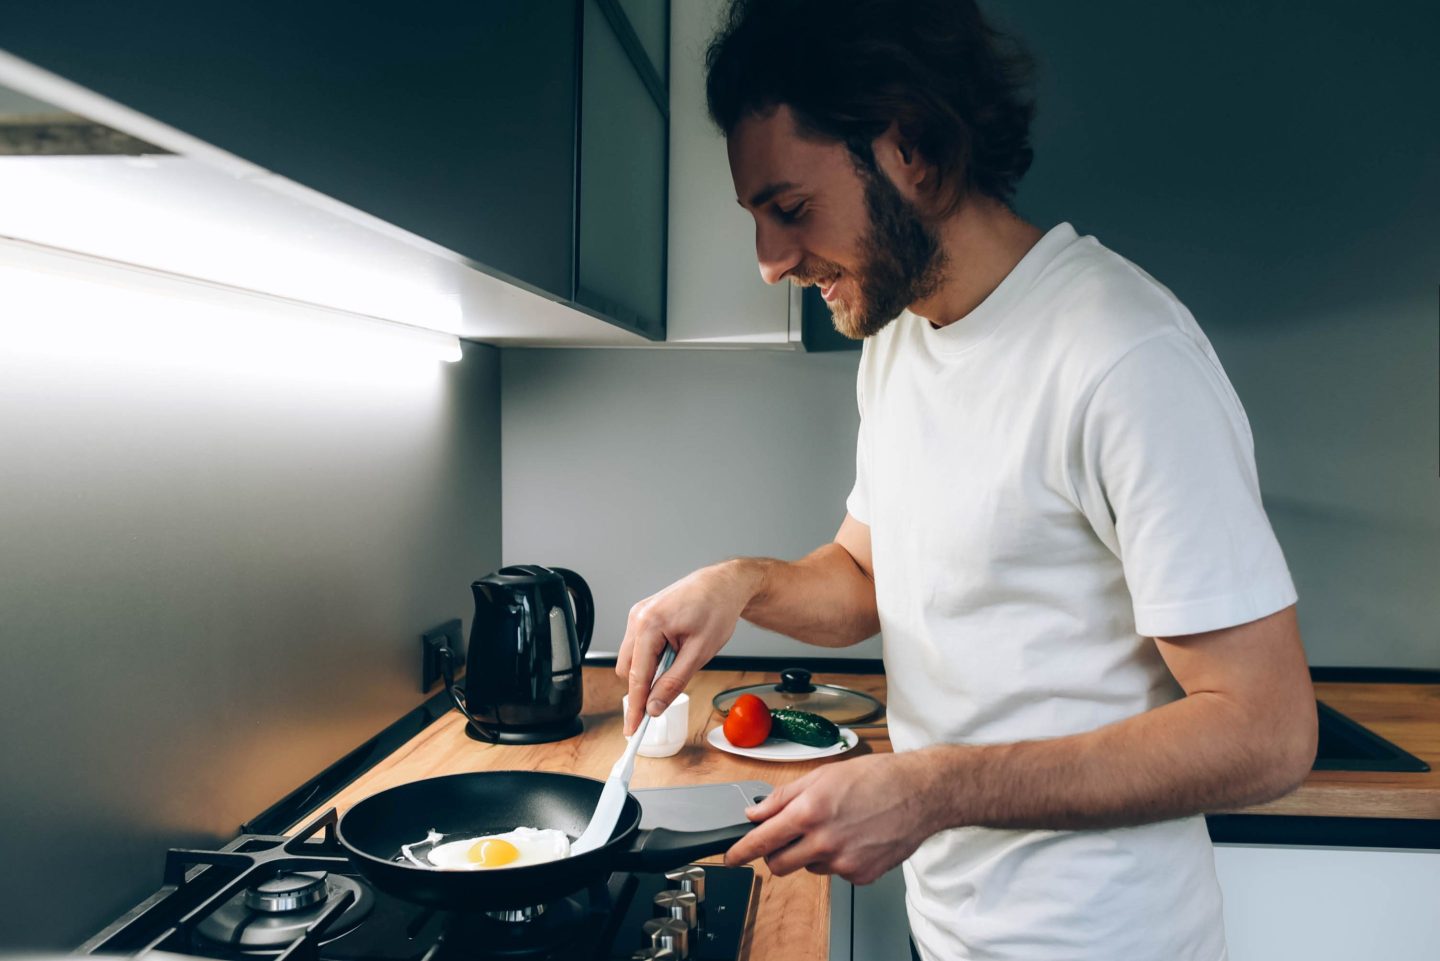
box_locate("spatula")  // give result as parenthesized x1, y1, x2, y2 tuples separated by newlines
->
(571, 645, 677, 856)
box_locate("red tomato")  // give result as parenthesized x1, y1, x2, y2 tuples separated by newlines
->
(723, 694, 773, 748)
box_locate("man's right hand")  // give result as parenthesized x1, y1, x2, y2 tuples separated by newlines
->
(616, 559, 765, 736)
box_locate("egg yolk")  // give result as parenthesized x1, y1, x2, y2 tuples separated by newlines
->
(466, 837, 520, 868)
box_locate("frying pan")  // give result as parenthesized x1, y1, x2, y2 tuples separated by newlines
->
(336, 771, 753, 910)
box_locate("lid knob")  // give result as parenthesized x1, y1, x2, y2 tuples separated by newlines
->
(776, 667, 816, 694)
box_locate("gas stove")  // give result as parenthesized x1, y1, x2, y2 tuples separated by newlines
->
(80, 809, 755, 961)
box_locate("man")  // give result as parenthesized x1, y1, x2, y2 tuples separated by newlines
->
(617, 1, 1317, 958)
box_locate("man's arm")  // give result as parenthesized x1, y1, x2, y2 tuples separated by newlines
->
(727, 605, 1317, 884)
(739, 513, 879, 647)
(617, 514, 878, 735)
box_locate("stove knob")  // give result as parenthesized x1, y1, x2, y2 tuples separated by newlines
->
(643, 917, 689, 959)
(653, 889, 699, 929)
(664, 865, 707, 904)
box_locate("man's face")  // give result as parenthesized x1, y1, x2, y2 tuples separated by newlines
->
(728, 106, 945, 339)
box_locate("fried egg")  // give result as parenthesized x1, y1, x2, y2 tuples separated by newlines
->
(418, 827, 571, 871)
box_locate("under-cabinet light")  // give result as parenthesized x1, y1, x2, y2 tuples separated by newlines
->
(0, 239, 463, 375)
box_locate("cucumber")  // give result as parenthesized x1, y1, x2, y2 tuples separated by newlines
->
(769, 709, 842, 747)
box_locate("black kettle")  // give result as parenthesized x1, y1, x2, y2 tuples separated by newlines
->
(444, 565, 595, 744)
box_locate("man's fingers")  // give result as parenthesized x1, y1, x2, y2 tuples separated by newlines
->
(745, 770, 817, 822)
(723, 802, 809, 867)
(615, 601, 646, 681)
(623, 633, 665, 737)
(764, 834, 832, 877)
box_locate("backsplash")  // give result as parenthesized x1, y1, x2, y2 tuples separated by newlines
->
(0, 327, 501, 948)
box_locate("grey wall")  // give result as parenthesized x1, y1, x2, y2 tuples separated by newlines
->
(504, 1, 1436, 668)
(0, 339, 501, 947)
(501, 348, 874, 658)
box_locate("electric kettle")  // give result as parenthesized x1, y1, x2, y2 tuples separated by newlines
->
(444, 565, 595, 743)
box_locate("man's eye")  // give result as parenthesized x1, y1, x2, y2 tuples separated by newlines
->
(775, 203, 806, 223)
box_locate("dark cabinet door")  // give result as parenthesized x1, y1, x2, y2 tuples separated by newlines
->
(576, 0, 668, 338)
(801, 287, 862, 351)
(617, 0, 669, 82)
(0, 2, 580, 300)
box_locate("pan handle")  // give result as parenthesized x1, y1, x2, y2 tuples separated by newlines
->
(613, 823, 754, 872)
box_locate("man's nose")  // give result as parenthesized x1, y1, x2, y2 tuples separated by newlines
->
(755, 222, 802, 285)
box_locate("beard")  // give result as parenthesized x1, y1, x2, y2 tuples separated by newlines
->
(795, 163, 947, 339)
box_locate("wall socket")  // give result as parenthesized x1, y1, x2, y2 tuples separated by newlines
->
(420, 619, 464, 694)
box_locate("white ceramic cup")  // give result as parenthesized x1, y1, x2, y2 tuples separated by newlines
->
(621, 692, 690, 758)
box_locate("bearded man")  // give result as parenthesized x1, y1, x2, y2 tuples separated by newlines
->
(617, 2, 1317, 958)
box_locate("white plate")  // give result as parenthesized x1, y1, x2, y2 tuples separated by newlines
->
(706, 725, 859, 762)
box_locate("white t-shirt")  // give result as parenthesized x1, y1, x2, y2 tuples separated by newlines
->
(847, 222, 1296, 961)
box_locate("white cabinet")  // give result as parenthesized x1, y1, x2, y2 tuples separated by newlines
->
(1213, 843, 1440, 961)
(830, 845, 1440, 960)
(665, 0, 798, 347)
(831, 868, 912, 961)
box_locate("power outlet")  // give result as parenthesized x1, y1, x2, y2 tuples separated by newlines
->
(420, 619, 464, 694)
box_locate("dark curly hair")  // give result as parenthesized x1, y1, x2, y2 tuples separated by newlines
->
(705, 0, 1036, 212)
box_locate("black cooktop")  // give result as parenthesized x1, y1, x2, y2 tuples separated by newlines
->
(80, 809, 755, 961)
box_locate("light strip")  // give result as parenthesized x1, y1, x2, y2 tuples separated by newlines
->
(0, 237, 463, 372)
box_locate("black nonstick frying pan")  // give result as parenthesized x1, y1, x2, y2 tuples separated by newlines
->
(337, 771, 753, 911)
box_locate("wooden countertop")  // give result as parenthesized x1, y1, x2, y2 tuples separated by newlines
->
(300, 669, 891, 961)
(298, 670, 1437, 960)
(1238, 680, 1440, 819)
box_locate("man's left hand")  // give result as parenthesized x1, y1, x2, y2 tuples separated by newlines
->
(723, 751, 937, 885)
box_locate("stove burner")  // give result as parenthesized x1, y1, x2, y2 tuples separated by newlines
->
(194, 872, 375, 953)
(245, 871, 330, 913)
(482, 903, 546, 924)
(438, 896, 585, 958)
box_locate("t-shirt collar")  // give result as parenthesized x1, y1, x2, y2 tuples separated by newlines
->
(917, 221, 1080, 353)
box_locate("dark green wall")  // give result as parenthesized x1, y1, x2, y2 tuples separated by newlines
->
(505, 3, 1436, 668)
(990, 0, 1439, 666)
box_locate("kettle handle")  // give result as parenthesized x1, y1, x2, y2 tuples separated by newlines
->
(550, 567, 595, 658)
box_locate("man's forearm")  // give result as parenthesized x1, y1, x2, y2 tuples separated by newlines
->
(727, 544, 879, 648)
(905, 689, 1316, 831)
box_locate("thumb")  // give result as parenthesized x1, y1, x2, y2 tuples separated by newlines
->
(645, 639, 706, 716)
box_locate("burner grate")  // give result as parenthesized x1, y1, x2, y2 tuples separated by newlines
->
(82, 809, 362, 961)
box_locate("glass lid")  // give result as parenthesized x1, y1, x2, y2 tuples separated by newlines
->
(712, 667, 884, 725)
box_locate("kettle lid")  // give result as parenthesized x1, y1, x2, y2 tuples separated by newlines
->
(473, 564, 560, 588)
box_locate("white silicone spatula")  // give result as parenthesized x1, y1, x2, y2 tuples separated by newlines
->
(571, 645, 677, 856)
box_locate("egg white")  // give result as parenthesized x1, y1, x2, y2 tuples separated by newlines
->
(421, 826, 571, 871)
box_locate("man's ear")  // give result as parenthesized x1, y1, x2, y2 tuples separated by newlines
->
(876, 122, 931, 198)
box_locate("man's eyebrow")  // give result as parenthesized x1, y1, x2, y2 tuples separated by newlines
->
(738, 181, 801, 209)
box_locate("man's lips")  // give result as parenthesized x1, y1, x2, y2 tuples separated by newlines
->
(820, 277, 841, 302)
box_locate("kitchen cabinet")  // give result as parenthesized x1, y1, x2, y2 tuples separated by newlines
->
(617, 0, 668, 83)
(801, 286, 861, 352)
(0, 0, 669, 340)
(830, 869, 912, 961)
(578, 0, 668, 339)
(1213, 843, 1440, 960)
(665, 0, 859, 350)
(835, 845, 1440, 960)
(666, 0, 797, 346)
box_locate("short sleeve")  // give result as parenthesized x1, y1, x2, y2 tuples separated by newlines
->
(1072, 332, 1297, 637)
(845, 362, 871, 524)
